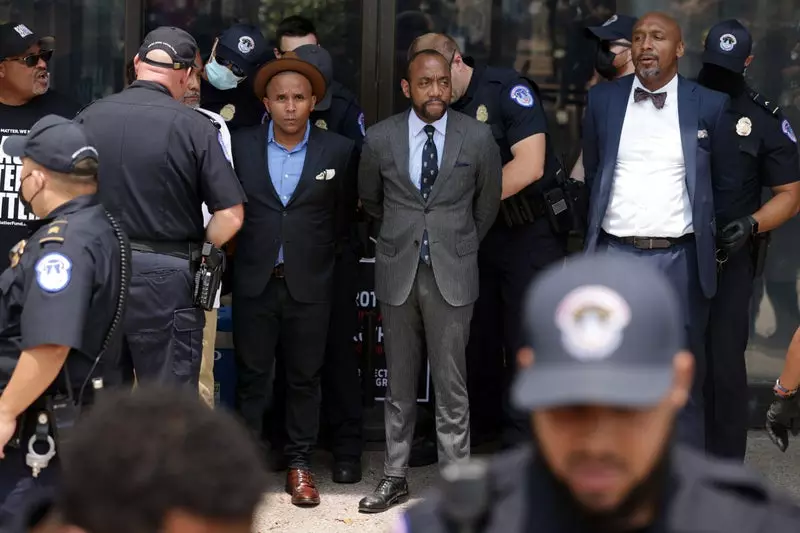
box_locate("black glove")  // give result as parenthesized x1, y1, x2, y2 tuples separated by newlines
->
(766, 393, 800, 452)
(719, 216, 756, 254)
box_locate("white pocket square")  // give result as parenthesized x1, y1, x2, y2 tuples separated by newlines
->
(697, 129, 708, 139)
(315, 169, 336, 181)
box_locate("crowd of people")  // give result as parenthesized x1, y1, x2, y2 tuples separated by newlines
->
(0, 7, 798, 533)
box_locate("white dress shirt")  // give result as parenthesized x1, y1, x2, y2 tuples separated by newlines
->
(196, 107, 233, 309)
(603, 74, 693, 238)
(408, 110, 447, 188)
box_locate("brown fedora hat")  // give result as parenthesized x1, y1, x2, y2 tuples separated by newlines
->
(252, 52, 327, 102)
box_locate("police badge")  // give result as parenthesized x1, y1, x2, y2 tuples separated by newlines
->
(476, 105, 488, 123)
(315, 119, 328, 130)
(736, 117, 752, 137)
(220, 104, 236, 121)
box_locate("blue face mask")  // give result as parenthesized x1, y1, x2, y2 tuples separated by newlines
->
(205, 57, 244, 91)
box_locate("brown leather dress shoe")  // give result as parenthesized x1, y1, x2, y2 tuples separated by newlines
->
(285, 468, 320, 506)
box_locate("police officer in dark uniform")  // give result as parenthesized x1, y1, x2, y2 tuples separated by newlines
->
(268, 30, 367, 482)
(393, 254, 800, 533)
(200, 24, 272, 131)
(76, 27, 246, 387)
(409, 33, 568, 448)
(0, 115, 127, 529)
(696, 20, 800, 461)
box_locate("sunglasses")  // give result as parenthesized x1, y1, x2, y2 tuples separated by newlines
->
(3, 49, 54, 67)
(216, 55, 245, 78)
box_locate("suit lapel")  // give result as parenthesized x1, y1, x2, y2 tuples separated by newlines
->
(677, 76, 698, 203)
(256, 123, 282, 205)
(428, 112, 463, 203)
(390, 110, 421, 200)
(604, 75, 633, 171)
(286, 126, 324, 207)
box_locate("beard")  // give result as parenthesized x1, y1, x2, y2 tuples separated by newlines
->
(413, 98, 447, 122)
(696, 64, 746, 96)
(32, 69, 50, 96)
(532, 430, 673, 533)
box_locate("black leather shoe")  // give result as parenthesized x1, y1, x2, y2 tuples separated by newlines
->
(332, 460, 362, 484)
(358, 477, 409, 513)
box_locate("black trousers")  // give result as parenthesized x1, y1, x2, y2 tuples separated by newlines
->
(233, 276, 330, 467)
(122, 251, 204, 386)
(269, 249, 363, 462)
(705, 245, 754, 460)
(465, 218, 567, 447)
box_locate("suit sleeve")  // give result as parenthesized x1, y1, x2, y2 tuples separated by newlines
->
(474, 126, 503, 241)
(709, 95, 743, 224)
(336, 141, 359, 252)
(582, 88, 599, 192)
(358, 130, 384, 220)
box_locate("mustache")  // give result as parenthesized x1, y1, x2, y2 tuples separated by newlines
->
(424, 99, 445, 106)
(184, 91, 200, 98)
(565, 453, 628, 474)
(637, 54, 659, 61)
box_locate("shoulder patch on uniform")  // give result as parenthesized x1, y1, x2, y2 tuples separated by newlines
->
(35, 252, 72, 293)
(358, 112, 366, 137)
(509, 84, 534, 108)
(782, 119, 797, 143)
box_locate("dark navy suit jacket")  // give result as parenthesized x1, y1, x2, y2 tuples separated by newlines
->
(582, 74, 738, 299)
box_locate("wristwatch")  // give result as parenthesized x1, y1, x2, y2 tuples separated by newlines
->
(774, 378, 797, 398)
(749, 215, 759, 235)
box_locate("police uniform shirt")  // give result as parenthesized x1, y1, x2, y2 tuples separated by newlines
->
(0, 195, 122, 392)
(0, 91, 81, 271)
(724, 88, 800, 223)
(200, 78, 267, 131)
(76, 81, 247, 242)
(310, 80, 366, 151)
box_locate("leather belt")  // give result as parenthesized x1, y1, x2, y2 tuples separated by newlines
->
(130, 240, 201, 261)
(602, 231, 694, 250)
(272, 263, 285, 279)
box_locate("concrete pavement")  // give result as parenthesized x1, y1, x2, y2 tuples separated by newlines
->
(254, 431, 800, 532)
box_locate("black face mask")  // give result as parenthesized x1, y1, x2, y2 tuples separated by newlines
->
(595, 47, 620, 81)
(697, 63, 746, 96)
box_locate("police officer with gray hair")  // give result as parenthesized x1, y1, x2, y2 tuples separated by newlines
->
(393, 254, 800, 533)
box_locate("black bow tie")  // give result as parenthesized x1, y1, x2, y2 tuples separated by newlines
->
(634, 87, 667, 109)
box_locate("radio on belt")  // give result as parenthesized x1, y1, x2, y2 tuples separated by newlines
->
(193, 241, 225, 310)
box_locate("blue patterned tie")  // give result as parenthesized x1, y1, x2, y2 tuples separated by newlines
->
(419, 125, 438, 266)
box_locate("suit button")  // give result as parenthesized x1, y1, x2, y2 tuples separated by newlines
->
(282, 211, 287, 217)
(424, 208, 430, 214)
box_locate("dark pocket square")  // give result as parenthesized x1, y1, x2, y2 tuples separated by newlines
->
(455, 161, 471, 167)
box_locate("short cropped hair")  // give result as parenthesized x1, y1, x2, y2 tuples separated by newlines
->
(407, 33, 460, 62)
(276, 15, 317, 47)
(58, 386, 268, 533)
(405, 48, 449, 81)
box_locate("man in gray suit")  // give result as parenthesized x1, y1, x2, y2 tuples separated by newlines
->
(357, 49, 502, 513)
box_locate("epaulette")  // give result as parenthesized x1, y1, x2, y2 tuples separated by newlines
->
(749, 89, 781, 118)
(38, 219, 68, 247)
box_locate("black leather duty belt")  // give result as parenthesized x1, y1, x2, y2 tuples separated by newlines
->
(602, 231, 694, 250)
(272, 263, 285, 279)
(130, 240, 201, 261)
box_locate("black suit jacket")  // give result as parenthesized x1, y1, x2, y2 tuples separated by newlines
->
(231, 123, 357, 303)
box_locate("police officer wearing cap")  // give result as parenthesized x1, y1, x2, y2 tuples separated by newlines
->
(393, 254, 800, 533)
(76, 27, 246, 387)
(201, 24, 272, 131)
(696, 20, 800, 461)
(0, 115, 127, 528)
(407, 33, 568, 449)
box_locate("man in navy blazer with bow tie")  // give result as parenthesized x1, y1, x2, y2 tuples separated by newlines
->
(582, 12, 740, 449)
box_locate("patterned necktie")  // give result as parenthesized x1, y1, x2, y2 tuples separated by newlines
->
(419, 124, 438, 266)
(634, 87, 667, 110)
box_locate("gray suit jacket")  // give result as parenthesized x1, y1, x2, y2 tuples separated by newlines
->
(359, 109, 502, 307)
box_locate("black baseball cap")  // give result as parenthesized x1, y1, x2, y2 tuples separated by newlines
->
(702, 19, 752, 74)
(4, 115, 99, 175)
(292, 44, 333, 110)
(215, 24, 270, 77)
(0, 22, 54, 60)
(586, 14, 637, 43)
(512, 254, 684, 410)
(138, 26, 197, 70)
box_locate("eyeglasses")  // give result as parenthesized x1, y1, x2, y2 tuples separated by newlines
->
(216, 56, 245, 78)
(2, 49, 54, 67)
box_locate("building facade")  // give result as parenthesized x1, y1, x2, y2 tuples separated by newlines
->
(9, 0, 800, 393)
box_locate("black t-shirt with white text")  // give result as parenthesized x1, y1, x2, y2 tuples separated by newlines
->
(0, 91, 80, 270)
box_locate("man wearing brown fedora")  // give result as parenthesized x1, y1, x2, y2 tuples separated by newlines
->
(229, 52, 358, 507)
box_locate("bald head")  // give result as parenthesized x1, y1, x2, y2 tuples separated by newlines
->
(631, 12, 684, 91)
(407, 33, 459, 62)
(134, 49, 194, 100)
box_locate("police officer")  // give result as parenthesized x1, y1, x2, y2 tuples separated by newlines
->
(201, 24, 272, 131)
(393, 254, 800, 533)
(409, 33, 568, 448)
(0, 115, 126, 529)
(76, 27, 246, 387)
(697, 20, 800, 461)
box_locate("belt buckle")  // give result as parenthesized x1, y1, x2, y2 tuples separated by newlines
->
(273, 264, 285, 279)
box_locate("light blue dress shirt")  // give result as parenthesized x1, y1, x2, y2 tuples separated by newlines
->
(408, 111, 447, 189)
(267, 120, 310, 265)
